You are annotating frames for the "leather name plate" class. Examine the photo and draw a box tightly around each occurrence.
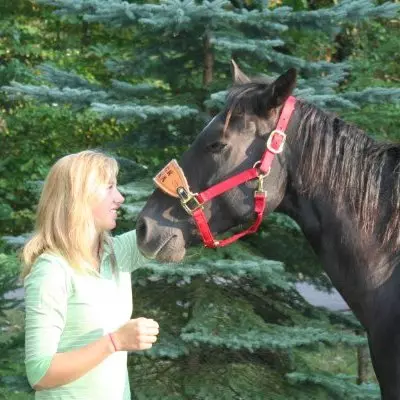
[153,159,190,198]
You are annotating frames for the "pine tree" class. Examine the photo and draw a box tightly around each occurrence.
[22,0,400,109]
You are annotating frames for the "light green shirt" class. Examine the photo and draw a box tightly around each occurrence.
[24,230,146,400]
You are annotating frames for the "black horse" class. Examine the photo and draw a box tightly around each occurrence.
[136,62,400,399]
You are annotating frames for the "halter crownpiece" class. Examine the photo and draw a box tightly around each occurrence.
[153,96,297,248]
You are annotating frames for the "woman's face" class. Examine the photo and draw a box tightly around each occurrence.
[92,180,125,232]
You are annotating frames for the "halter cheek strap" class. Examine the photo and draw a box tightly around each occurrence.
[153,96,297,248]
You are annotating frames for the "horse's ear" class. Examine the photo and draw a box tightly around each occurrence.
[269,68,297,107]
[231,59,251,84]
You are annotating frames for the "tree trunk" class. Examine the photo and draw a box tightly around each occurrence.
[356,330,369,385]
[81,20,90,46]
[56,20,61,48]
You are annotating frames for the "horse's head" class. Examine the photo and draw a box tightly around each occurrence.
[137,62,297,261]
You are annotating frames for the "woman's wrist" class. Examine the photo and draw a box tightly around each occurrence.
[108,332,118,352]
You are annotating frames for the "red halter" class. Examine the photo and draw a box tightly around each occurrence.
[154,96,296,248]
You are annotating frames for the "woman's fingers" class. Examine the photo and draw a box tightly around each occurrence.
[137,319,159,336]
[114,318,160,351]
[137,319,159,347]
[141,327,159,336]
[139,335,158,344]
[138,342,153,350]
[144,319,159,329]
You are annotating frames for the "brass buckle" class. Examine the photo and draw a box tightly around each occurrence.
[266,130,286,154]
[177,187,203,215]
[255,175,267,197]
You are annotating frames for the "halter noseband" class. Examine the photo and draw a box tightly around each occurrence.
[153,96,296,248]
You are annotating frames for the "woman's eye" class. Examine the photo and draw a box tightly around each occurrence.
[207,142,227,154]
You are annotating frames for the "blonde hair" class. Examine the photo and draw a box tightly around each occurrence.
[21,150,119,279]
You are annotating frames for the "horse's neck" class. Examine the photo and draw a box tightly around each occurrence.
[278,186,395,325]
[277,104,400,326]
[278,186,355,261]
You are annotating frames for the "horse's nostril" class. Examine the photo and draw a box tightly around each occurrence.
[136,217,148,244]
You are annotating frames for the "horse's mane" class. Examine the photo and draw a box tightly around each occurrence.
[226,81,400,248]
[293,101,400,246]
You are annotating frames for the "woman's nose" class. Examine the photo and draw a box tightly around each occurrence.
[116,189,125,204]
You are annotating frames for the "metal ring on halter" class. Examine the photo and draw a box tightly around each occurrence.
[253,161,261,169]
[177,187,203,215]
[253,161,271,177]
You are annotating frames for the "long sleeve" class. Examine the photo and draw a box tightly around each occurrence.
[24,255,71,387]
[112,230,148,273]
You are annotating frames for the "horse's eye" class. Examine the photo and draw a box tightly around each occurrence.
[207,141,227,154]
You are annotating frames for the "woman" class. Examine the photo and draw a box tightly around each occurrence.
[21,150,159,399]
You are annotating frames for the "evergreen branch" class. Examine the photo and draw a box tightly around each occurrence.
[181,325,366,351]
[36,0,99,16]
[300,71,349,94]
[327,310,362,330]
[343,87,400,105]
[118,181,153,200]
[144,334,190,359]
[267,50,350,77]
[286,372,380,399]
[91,102,197,122]
[283,0,399,33]
[300,94,358,109]
[204,90,227,110]
[37,0,288,34]
[0,253,23,314]
[120,202,147,220]
[138,0,231,30]
[36,0,399,37]
[212,37,284,53]
[1,235,30,250]
[132,258,290,291]
[109,80,157,100]
[83,1,149,25]
[38,64,100,90]
[235,7,291,33]
[38,0,145,25]
[2,83,108,109]
[335,0,399,21]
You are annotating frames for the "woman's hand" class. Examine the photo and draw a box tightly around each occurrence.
[112,317,159,351]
